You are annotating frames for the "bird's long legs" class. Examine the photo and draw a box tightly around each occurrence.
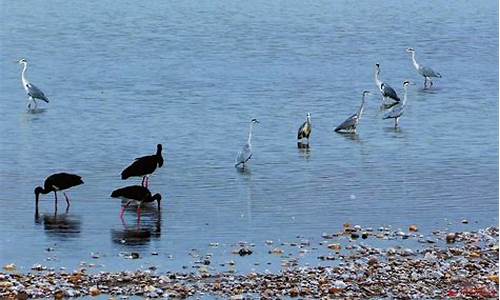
[137,205,142,224]
[53,191,58,212]
[423,78,428,89]
[120,200,133,219]
[63,192,71,208]
[395,117,399,128]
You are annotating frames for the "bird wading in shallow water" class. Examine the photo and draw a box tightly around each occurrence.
[383,80,414,128]
[406,48,441,88]
[235,119,259,169]
[111,185,161,222]
[297,113,312,144]
[374,63,400,109]
[121,144,164,187]
[335,91,371,134]
[17,59,49,110]
[34,173,84,213]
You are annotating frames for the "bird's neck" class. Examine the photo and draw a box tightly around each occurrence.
[21,63,28,86]
[306,116,311,125]
[247,124,254,144]
[402,87,408,105]
[374,68,382,87]
[357,95,366,117]
[411,52,419,70]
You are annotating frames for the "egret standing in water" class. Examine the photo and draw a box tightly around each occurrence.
[406,48,441,88]
[383,80,413,128]
[297,113,312,143]
[235,119,259,169]
[17,59,49,110]
[374,63,400,108]
[335,91,370,133]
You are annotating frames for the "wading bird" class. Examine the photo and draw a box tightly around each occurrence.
[235,119,259,169]
[34,173,84,212]
[17,59,49,110]
[297,113,312,143]
[111,185,161,221]
[383,80,412,128]
[335,91,370,133]
[375,63,400,108]
[406,48,441,88]
[121,144,164,187]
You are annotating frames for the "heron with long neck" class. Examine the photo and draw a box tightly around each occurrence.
[406,48,441,88]
[374,63,400,108]
[383,80,413,128]
[335,91,371,133]
[235,119,259,169]
[297,113,312,143]
[17,59,49,110]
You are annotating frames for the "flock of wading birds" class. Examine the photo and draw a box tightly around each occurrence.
[19,47,442,220]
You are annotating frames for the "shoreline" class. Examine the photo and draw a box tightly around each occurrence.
[1,226,498,299]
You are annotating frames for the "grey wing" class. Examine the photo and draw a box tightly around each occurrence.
[235,143,252,165]
[382,84,400,101]
[335,114,357,131]
[420,66,441,78]
[297,121,306,139]
[26,83,49,101]
[383,103,405,119]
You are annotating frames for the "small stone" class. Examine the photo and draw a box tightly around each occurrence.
[54,290,64,300]
[237,247,253,256]
[131,252,140,259]
[409,225,418,232]
[89,286,101,296]
[351,232,360,239]
[3,263,16,271]
[265,240,273,245]
[270,248,284,255]
[461,219,469,224]
[361,232,369,239]
[289,287,299,297]
[446,233,456,243]
[327,243,341,251]
[151,252,159,256]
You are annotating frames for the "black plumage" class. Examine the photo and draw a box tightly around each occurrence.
[121,144,164,187]
[34,172,84,211]
[111,185,162,219]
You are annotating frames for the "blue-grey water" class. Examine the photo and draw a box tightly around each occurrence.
[0,0,498,278]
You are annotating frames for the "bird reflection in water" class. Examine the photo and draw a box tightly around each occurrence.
[35,210,81,239]
[111,205,161,246]
[297,142,311,159]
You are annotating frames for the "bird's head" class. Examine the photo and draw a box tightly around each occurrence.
[251,118,259,124]
[152,193,162,210]
[306,112,311,119]
[406,48,415,53]
[17,58,28,64]
[363,91,371,97]
[34,186,44,205]
[403,80,415,87]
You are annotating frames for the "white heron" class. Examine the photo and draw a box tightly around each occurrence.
[335,91,370,133]
[374,63,400,108]
[17,59,49,110]
[383,80,413,128]
[297,113,312,143]
[406,48,441,88]
[235,118,259,169]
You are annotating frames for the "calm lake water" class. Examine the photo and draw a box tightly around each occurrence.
[0,0,498,277]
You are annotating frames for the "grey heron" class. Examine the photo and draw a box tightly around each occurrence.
[335,91,370,133]
[383,80,413,128]
[297,113,312,143]
[17,59,49,110]
[235,119,259,169]
[406,48,441,88]
[374,63,400,108]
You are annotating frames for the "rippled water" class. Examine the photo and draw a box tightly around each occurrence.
[0,0,498,276]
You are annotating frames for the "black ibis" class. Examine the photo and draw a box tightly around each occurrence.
[34,173,84,212]
[110,185,162,221]
[121,144,164,187]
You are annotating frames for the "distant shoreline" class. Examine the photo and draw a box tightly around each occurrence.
[1,226,498,299]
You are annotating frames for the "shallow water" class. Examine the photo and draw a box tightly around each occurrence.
[0,0,498,277]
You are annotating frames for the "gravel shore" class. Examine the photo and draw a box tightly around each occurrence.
[1,226,498,299]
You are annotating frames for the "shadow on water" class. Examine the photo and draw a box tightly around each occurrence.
[336,132,363,144]
[111,207,161,246]
[235,165,252,175]
[26,108,47,114]
[35,211,81,239]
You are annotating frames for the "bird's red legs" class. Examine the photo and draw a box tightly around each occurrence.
[145,177,149,188]
[54,191,58,212]
[63,192,71,208]
[120,200,132,219]
[137,205,142,224]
